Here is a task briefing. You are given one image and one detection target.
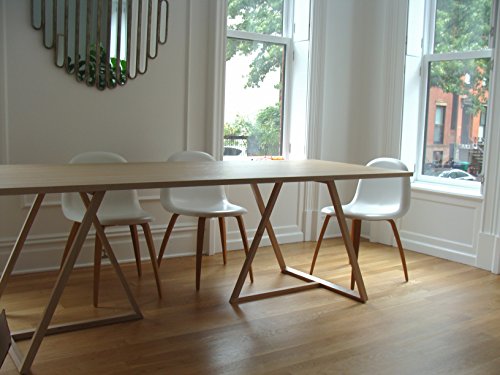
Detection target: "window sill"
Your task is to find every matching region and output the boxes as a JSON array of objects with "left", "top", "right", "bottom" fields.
[{"left": 411, "top": 181, "right": 483, "bottom": 201}]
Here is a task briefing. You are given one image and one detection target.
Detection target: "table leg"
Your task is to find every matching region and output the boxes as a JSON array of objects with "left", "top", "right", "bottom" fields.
[
  {"left": 230, "top": 182, "right": 283, "bottom": 303},
  {"left": 0, "top": 194, "right": 45, "bottom": 299},
  {"left": 17, "top": 191, "right": 105, "bottom": 373},
  {"left": 325, "top": 181, "right": 368, "bottom": 302},
  {"left": 251, "top": 184, "right": 286, "bottom": 271},
  {"left": 350, "top": 219, "right": 362, "bottom": 290},
  {"left": 6, "top": 191, "right": 143, "bottom": 374}
]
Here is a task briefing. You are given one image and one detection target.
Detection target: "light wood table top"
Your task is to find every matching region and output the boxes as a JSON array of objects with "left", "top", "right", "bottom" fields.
[{"left": 0, "top": 159, "right": 412, "bottom": 195}]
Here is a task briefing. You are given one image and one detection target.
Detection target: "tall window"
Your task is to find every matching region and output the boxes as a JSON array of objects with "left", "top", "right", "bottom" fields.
[
  {"left": 418, "top": 0, "right": 498, "bottom": 185},
  {"left": 223, "top": 0, "right": 292, "bottom": 159}
]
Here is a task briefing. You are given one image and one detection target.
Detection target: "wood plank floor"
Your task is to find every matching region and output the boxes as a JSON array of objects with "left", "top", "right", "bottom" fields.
[{"left": 0, "top": 239, "right": 499, "bottom": 374}]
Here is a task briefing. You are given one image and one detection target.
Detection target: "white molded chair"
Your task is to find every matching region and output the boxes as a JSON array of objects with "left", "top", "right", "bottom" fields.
[
  {"left": 310, "top": 157, "right": 410, "bottom": 288},
  {"left": 157, "top": 151, "right": 253, "bottom": 290},
  {"left": 61, "top": 151, "right": 162, "bottom": 305}
]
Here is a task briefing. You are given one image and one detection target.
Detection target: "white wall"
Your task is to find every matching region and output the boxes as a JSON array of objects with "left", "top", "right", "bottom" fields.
[{"left": 313, "top": 0, "right": 393, "bottom": 239}]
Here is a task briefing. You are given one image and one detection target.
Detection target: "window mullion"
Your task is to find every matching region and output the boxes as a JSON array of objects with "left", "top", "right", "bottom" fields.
[
  {"left": 426, "top": 49, "right": 493, "bottom": 62},
  {"left": 283, "top": 0, "right": 294, "bottom": 38},
  {"left": 423, "top": 0, "right": 437, "bottom": 54},
  {"left": 227, "top": 30, "right": 290, "bottom": 45},
  {"left": 490, "top": 0, "right": 500, "bottom": 48}
]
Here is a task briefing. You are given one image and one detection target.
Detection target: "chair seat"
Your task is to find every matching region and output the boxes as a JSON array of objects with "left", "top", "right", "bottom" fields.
[
  {"left": 166, "top": 199, "right": 247, "bottom": 218},
  {"left": 321, "top": 203, "right": 403, "bottom": 221}
]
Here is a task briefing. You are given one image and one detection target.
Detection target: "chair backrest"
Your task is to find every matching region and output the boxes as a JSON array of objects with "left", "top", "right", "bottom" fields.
[
  {"left": 160, "top": 151, "right": 227, "bottom": 212},
  {"left": 350, "top": 157, "right": 411, "bottom": 218},
  {"left": 61, "top": 151, "right": 142, "bottom": 222}
]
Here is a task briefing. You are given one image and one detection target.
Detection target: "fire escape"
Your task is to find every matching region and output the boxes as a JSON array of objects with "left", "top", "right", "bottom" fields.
[{"left": 468, "top": 137, "right": 485, "bottom": 175}]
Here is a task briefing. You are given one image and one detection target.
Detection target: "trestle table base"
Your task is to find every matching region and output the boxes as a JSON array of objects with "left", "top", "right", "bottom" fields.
[
  {"left": 230, "top": 181, "right": 368, "bottom": 305},
  {"left": 0, "top": 192, "right": 143, "bottom": 374}
]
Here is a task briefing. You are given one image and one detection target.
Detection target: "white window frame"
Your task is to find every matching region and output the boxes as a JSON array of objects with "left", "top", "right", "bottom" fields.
[
  {"left": 406, "top": 0, "right": 498, "bottom": 192},
  {"left": 224, "top": 0, "right": 297, "bottom": 159}
]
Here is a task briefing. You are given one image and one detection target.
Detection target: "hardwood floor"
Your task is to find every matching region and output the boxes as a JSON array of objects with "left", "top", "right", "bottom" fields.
[{"left": 0, "top": 239, "right": 499, "bottom": 374}]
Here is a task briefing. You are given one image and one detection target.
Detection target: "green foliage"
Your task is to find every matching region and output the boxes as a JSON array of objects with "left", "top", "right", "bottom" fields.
[
  {"left": 68, "top": 43, "right": 127, "bottom": 90},
  {"left": 224, "top": 115, "right": 251, "bottom": 137},
  {"left": 226, "top": 0, "right": 285, "bottom": 88},
  {"left": 252, "top": 104, "right": 281, "bottom": 155},
  {"left": 227, "top": 0, "right": 284, "bottom": 35},
  {"left": 434, "top": 0, "right": 491, "bottom": 54},
  {"left": 430, "top": 0, "right": 493, "bottom": 114},
  {"left": 224, "top": 104, "right": 282, "bottom": 156}
]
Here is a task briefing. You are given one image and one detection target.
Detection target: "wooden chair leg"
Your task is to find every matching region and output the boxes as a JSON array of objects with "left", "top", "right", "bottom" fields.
[
  {"left": 93, "top": 233, "right": 102, "bottom": 307},
  {"left": 141, "top": 223, "right": 163, "bottom": 298},
  {"left": 218, "top": 217, "right": 227, "bottom": 265},
  {"left": 388, "top": 219, "right": 409, "bottom": 282},
  {"left": 310, "top": 215, "right": 331, "bottom": 275},
  {"left": 350, "top": 219, "right": 362, "bottom": 290},
  {"left": 196, "top": 217, "right": 206, "bottom": 291},
  {"left": 60, "top": 222, "right": 81, "bottom": 268},
  {"left": 130, "top": 225, "right": 142, "bottom": 277},
  {"left": 158, "top": 213, "right": 179, "bottom": 266},
  {"left": 235, "top": 216, "right": 254, "bottom": 283}
]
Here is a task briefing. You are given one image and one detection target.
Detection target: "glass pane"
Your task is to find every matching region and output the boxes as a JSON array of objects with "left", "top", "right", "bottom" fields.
[
  {"left": 422, "top": 58, "right": 490, "bottom": 180},
  {"left": 224, "top": 38, "right": 285, "bottom": 159},
  {"left": 227, "top": 0, "right": 285, "bottom": 36},
  {"left": 434, "top": 0, "right": 494, "bottom": 53}
]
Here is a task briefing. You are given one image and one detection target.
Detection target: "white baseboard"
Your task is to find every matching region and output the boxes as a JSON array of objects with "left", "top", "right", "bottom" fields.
[
  {"left": 0, "top": 222, "right": 305, "bottom": 275},
  {"left": 401, "top": 230, "right": 476, "bottom": 266}
]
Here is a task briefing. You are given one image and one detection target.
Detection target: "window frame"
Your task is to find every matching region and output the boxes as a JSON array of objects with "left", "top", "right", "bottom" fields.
[
  {"left": 414, "top": 0, "right": 498, "bottom": 189},
  {"left": 224, "top": 0, "right": 294, "bottom": 159}
]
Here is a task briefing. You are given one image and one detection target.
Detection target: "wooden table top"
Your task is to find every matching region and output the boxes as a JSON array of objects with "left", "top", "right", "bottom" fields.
[{"left": 0, "top": 159, "right": 413, "bottom": 195}]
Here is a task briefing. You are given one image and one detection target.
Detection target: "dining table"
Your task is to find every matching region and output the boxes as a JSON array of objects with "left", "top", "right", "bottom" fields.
[{"left": 0, "top": 159, "right": 412, "bottom": 373}]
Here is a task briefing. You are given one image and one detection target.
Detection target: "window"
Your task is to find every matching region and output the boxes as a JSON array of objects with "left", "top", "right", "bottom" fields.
[
  {"left": 479, "top": 105, "right": 487, "bottom": 139},
  {"left": 223, "top": 0, "right": 293, "bottom": 159},
  {"left": 406, "top": 0, "right": 498, "bottom": 187},
  {"left": 433, "top": 105, "right": 445, "bottom": 144}
]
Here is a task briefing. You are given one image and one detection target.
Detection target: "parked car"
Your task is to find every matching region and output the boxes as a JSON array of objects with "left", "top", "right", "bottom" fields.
[
  {"left": 223, "top": 146, "right": 247, "bottom": 159},
  {"left": 438, "top": 169, "right": 476, "bottom": 181}
]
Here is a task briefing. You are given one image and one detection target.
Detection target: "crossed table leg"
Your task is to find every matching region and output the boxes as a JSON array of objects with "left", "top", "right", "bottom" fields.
[
  {"left": 0, "top": 192, "right": 143, "bottom": 374},
  {"left": 230, "top": 181, "right": 368, "bottom": 304}
]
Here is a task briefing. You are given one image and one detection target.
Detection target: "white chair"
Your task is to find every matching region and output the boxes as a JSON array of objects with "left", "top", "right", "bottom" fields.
[
  {"left": 157, "top": 151, "right": 253, "bottom": 290},
  {"left": 310, "top": 157, "right": 410, "bottom": 288},
  {"left": 61, "top": 151, "right": 162, "bottom": 305}
]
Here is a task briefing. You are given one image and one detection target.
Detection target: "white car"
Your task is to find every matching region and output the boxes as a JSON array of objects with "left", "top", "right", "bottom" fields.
[{"left": 438, "top": 169, "right": 476, "bottom": 181}]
